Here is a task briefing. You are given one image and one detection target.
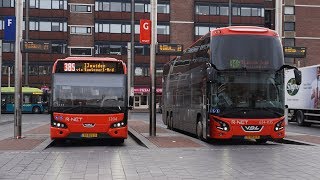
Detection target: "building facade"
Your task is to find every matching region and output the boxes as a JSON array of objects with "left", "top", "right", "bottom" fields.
[
  {"left": 282, "top": 0, "right": 320, "bottom": 67},
  {"left": 1, "top": 0, "right": 278, "bottom": 109}
]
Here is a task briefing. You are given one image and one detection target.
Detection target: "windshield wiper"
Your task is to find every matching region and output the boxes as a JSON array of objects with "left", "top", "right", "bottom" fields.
[
  {"left": 62, "top": 105, "right": 83, "bottom": 113},
  {"left": 258, "top": 107, "right": 283, "bottom": 116},
  {"left": 219, "top": 107, "right": 251, "bottom": 117}
]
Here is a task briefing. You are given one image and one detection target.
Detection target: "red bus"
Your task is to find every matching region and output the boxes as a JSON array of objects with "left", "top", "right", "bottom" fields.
[
  {"left": 50, "top": 57, "right": 129, "bottom": 143},
  {"left": 162, "top": 26, "right": 301, "bottom": 143}
]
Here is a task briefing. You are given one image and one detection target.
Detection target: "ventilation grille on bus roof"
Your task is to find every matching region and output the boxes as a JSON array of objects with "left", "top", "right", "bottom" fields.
[{"left": 227, "top": 26, "right": 268, "bottom": 33}]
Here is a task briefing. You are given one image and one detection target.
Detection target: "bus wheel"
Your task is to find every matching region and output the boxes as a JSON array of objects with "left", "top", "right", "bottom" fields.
[
  {"left": 196, "top": 119, "right": 204, "bottom": 140},
  {"left": 166, "top": 113, "right": 170, "bottom": 129},
  {"left": 32, "top": 106, "right": 41, "bottom": 114},
  {"left": 256, "top": 139, "right": 267, "bottom": 144},
  {"left": 296, "top": 110, "right": 305, "bottom": 126}
]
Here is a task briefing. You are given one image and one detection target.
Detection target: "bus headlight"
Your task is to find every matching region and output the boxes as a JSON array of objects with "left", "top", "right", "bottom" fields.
[
  {"left": 111, "top": 121, "right": 126, "bottom": 128},
  {"left": 52, "top": 120, "right": 67, "bottom": 128},
  {"left": 274, "top": 120, "right": 284, "bottom": 131},
  {"left": 214, "top": 119, "right": 230, "bottom": 132}
]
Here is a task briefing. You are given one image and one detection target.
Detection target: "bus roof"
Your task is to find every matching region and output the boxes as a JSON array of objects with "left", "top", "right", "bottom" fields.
[
  {"left": 1, "top": 87, "right": 43, "bottom": 94},
  {"left": 211, "top": 26, "right": 278, "bottom": 37}
]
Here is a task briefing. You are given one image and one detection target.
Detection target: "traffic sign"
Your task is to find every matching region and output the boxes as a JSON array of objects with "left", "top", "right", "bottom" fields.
[
  {"left": 156, "top": 43, "right": 183, "bottom": 55},
  {"left": 140, "top": 19, "right": 151, "bottom": 44},
  {"left": 4, "top": 16, "right": 16, "bottom": 41},
  {"left": 283, "top": 46, "right": 307, "bottom": 58},
  {"left": 21, "top": 40, "right": 52, "bottom": 53}
]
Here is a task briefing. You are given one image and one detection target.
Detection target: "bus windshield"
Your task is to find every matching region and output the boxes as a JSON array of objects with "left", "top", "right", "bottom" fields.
[
  {"left": 52, "top": 73, "right": 125, "bottom": 113},
  {"left": 211, "top": 35, "right": 284, "bottom": 70},
  {"left": 211, "top": 71, "right": 284, "bottom": 118}
]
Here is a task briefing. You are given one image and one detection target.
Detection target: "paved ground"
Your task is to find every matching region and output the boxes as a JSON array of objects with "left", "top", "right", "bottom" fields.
[{"left": 1, "top": 113, "right": 320, "bottom": 179}]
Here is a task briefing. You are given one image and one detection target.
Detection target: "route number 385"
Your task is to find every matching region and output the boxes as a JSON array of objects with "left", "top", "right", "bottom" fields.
[{"left": 64, "top": 63, "right": 75, "bottom": 72}]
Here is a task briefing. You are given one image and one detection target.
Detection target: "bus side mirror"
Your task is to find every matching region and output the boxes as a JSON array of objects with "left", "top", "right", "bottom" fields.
[
  {"left": 294, "top": 69, "right": 302, "bottom": 85},
  {"left": 129, "top": 96, "right": 134, "bottom": 109},
  {"left": 207, "top": 67, "right": 216, "bottom": 82}
]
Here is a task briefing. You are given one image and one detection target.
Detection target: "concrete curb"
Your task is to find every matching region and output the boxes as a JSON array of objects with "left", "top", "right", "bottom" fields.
[
  {"left": 33, "top": 137, "right": 53, "bottom": 151},
  {"left": 128, "top": 127, "right": 158, "bottom": 149}
]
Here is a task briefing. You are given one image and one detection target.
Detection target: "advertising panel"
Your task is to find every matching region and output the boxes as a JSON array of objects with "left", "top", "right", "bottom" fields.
[{"left": 285, "top": 65, "right": 320, "bottom": 110}]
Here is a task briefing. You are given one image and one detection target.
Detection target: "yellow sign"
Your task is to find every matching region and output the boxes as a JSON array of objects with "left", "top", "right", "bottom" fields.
[{"left": 157, "top": 43, "right": 183, "bottom": 55}]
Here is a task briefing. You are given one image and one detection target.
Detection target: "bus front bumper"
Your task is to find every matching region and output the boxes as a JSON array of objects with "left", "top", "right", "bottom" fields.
[{"left": 50, "top": 126, "right": 128, "bottom": 140}]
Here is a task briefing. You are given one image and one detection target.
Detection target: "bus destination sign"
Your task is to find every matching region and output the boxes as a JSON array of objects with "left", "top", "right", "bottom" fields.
[
  {"left": 21, "top": 40, "right": 52, "bottom": 53},
  {"left": 56, "top": 61, "right": 124, "bottom": 74},
  {"left": 156, "top": 43, "right": 183, "bottom": 55},
  {"left": 283, "top": 46, "right": 307, "bottom": 58}
]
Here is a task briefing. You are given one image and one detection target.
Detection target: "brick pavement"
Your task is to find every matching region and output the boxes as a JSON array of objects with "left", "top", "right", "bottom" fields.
[{"left": 129, "top": 120, "right": 205, "bottom": 148}]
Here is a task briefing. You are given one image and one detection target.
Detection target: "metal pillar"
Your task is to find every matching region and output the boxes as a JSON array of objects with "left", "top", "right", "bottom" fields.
[
  {"left": 25, "top": 0, "right": 29, "bottom": 86},
  {"left": 14, "top": 0, "right": 23, "bottom": 139},
  {"left": 149, "top": 0, "right": 157, "bottom": 136},
  {"left": 131, "top": 0, "right": 135, "bottom": 91},
  {"left": 275, "top": 0, "right": 283, "bottom": 39},
  {"left": 0, "top": 40, "right": 2, "bottom": 120},
  {"left": 228, "top": 0, "right": 232, "bottom": 26}
]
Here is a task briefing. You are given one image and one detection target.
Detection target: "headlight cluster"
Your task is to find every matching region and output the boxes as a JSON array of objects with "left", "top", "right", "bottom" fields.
[
  {"left": 214, "top": 119, "right": 230, "bottom": 131},
  {"left": 51, "top": 120, "right": 67, "bottom": 128},
  {"left": 274, "top": 120, "right": 284, "bottom": 131},
  {"left": 111, "top": 121, "right": 126, "bottom": 128}
]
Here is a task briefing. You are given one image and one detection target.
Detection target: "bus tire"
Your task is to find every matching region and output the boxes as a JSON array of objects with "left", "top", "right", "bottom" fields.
[
  {"left": 196, "top": 117, "right": 204, "bottom": 141},
  {"left": 169, "top": 114, "right": 173, "bottom": 130},
  {"left": 256, "top": 139, "right": 267, "bottom": 144},
  {"left": 32, "top": 106, "right": 41, "bottom": 114},
  {"left": 115, "top": 139, "right": 124, "bottom": 144},
  {"left": 296, "top": 110, "right": 305, "bottom": 126},
  {"left": 166, "top": 112, "right": 170, "bottom": 129}
]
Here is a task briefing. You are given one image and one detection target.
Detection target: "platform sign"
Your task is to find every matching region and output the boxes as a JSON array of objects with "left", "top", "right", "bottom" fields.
[
  {"left": 283, "top": 46, "right": 307, "bottom": 58},
  {"left": 21, "top": 40, "right": 52, "bottom": 53},
  {"left": 140, "top": 19, "right": 151, "bottom": 44},
  {"left": 4, "top": 16, "right": 16, "bottom": 41},
  {"left": 156, "top": 43, "right": 183, "bottom": 55}
]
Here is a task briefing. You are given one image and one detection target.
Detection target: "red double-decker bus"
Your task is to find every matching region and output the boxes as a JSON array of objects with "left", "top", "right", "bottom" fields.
[
  {"left": 50, "top": 57, "right": 129, "bottom": 143},
  {"left": 162, "top": 26, "right": 301, "bottom": 143}
]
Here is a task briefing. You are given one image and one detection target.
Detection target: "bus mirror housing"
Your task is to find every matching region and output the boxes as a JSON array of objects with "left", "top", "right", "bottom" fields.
[
  {"left": 294, "top": 69, "right": 302, "bottom": 85},
  {"left": 129, "top": 96, "right": 134, "bottom": 109},
  {"left": 207, "top": 66, "right": 215, "bottom": 82}
]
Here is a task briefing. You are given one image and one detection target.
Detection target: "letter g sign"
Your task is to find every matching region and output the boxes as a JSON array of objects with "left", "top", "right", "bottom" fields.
[{"left": 140, "top": 19, "right": 151, "bottom": 44}]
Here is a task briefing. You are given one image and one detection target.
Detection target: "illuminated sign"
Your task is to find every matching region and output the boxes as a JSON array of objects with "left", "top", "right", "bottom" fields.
[
  {"left": 55, "top": 61, "right": 124, "bottom": 74},
  {"left": 283, "top": 46, "right": 306, "bottom": 58},
  {"left": 21, "top": 40, "right": 52, "bottom": 53},
  {"left": 156, "top": 43, "right": 183, "bottom": 55}
]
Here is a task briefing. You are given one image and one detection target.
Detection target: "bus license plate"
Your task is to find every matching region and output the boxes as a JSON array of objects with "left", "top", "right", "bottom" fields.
[
  {"left": 81, "top": 133, "right": 98, "bottom": 138},
  {"left": 244, "top": 135, "right": 260, "bottom": 140}
]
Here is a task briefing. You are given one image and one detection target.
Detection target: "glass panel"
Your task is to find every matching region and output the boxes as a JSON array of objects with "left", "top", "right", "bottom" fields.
[
  {"left": 284, "top": 22, "right": 295, "bottom": 31},
  {"left": 220, "top": 6, "right": 229, "bottom": 16},
  {"left": 52, "top": 22, "right": 60, "bottom": 31},
  {"left": 109, "top": 45, "right": 122, "bottom": 55},
  {"left": 102, "top": 2, "right": 110, "bottom": 11},
  {"left": 135, "top": 3, "right": 144, "bottom": 12},
  {"left": 39, "top": 21, "right": 51, "bottom": 31},
  {"left": 70, "top": 48, "right": 92, "bottom": 56},
  {"left": 210, "top": 6, "right": 219, "bottom": 15},
  {"left": 135, "top": 67, "right": 143, "bottom": 76},
  {"left": 39, "top": 0, "right": 51, "bottom": 9},
  {"left": 196, "top": 5, "right": 209, "bottom": 15},
  {"left": 110, "top": 2, "right": 121, "bottom": 12},
  {"left": 52, "top": 0, "right": 59, "bottom": 9},
  {"left": 102, "top": 24, "right": 109, "bottom": 32},
  {"left": 284, "top": 7, "right": 294, "bottom": 15},
  {"left": 252, "top": 8, "right": 258, "bottom": 16},
  {"left": 110, "top": 24, "right": 121, "bottom": 33},
  {"left": 158, "top": 4, "right": 168, "bottom": 14}
]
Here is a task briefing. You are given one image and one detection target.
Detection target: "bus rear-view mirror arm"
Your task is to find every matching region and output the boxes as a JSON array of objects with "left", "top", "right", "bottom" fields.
[
  {"left": 128, "top": 96, "right": 134, "bottom": 110},
  {"left": 277, "top": 65, "right": 302, "bottom": 85}
]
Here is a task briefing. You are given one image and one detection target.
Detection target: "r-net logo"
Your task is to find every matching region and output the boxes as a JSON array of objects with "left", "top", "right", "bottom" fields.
[{"left": 286, "top": 78, "right": 300, "bottom": 96}]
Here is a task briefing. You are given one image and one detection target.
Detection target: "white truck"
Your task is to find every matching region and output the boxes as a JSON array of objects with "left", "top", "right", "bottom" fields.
[{"left": 285, "top": 65, "right": 320, "bottom": 126}]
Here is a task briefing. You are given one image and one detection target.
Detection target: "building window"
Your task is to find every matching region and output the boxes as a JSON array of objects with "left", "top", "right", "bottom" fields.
[
  {"left": 70, "top": 26, "right": 92, "bottom": 35},
  {"left": 158, "top": 4, "right": 169, "bottom": 13},
  {"left": 70, "top": 4, "right": 92, "bottom": 13},
  {"left": 34, "top": 20, "right": 67, "bottom": 32},
  {"left": 219, "top": 6, "right": 229, "bottom": 16},
  {"left": 156, "top": 68, "right": 163, "bottom": 77},
  {"left": 135, "top": 67, "right": 143, "bottom": 76},
  {"left": 283, "top": 38, "right": 295, "bottom": 47},
  {"left": 0, "top": 19, "right": 4, "bottom": 30},
  {"left": 0, "top": 0, "right": 14, "bottom": 7},
  {"left": 241, "top": 7, "right": 251, "bottom": 16},
  {"left": 196, "top": 5, "right": 209, "bottom": 15},
  {"left": 69, "top": 47, "right": 93, "bottom": 56},
  {"left": 2, "top": 42, "right": 15, "bottom": 52},
  {"left": 232, "top": 7, "right": 240, "bottom": 16},
  {"left": 109, "top": 45, "right": 122, "bottom": 55},
  {"left": 157, "top": 25, "right": 169, "bottom": 35},
  {"left": 29, "top": 0, "right": 39, "bottom": 8},
  {"left": 52, "top": 43, "right": 67, "bottom": 53},
  {"left": 110, "top": 2, "right": 121, "bottom": 12},
  {"left": 39, "top": 0, "right": 66, "bottom": 10},
  {"left": 135, "top": 3, "right": 144, "bottom": 12},
  {"left": 284, "top": 22, "right": 295, "bottom": 31},
  {"left": 195, "top": 26, "right": 216, "bottom": 36},
  {"left": 210, "top": 6, "right": 219, "bottom": 15},
  {"left": 284, "top": 6, "right": 295, "bottom": 15}
]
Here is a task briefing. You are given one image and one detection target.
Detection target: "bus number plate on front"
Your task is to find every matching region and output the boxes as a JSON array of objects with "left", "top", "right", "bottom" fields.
[
  {"left": 244, "top": 135, "right": 260, "bottom": 140},
  {"left": 81, "top": 133, "right": 98, "bottom": 138}
]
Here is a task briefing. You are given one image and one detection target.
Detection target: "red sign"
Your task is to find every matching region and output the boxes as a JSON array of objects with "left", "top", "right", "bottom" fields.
[
  {"left": 140, "top": 19, "right": 151, "bottom": 44},
  {"left": 134, "top": 88, "right": 162, "bottom": 93}
]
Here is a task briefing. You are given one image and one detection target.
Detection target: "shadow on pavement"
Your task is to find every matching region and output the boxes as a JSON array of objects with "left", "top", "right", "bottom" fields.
[{"left": 46, "top": 139, "right": 125, "bottom": 148}]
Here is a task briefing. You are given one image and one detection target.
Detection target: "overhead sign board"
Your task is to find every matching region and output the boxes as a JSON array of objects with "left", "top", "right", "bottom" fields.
[
  {"left": 140, "top": 19, "right": 151, "bottom": 44},
  {"left": 4, "top": 16, "right": 16, "bottom": 41},
  {"left": 283, "top": 46, "right": 307, "bottom": 58},
  {"left": 156, "top": 43, "right": 183, "bottom": 55},
  {"left": 21, "top": 40, "right": 52, "bottom": 53}
]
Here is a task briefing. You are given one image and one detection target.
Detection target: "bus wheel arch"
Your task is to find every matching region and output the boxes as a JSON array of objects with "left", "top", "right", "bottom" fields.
[{"left": 32, "top": 106, "right": 41, "bottom": 114}]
